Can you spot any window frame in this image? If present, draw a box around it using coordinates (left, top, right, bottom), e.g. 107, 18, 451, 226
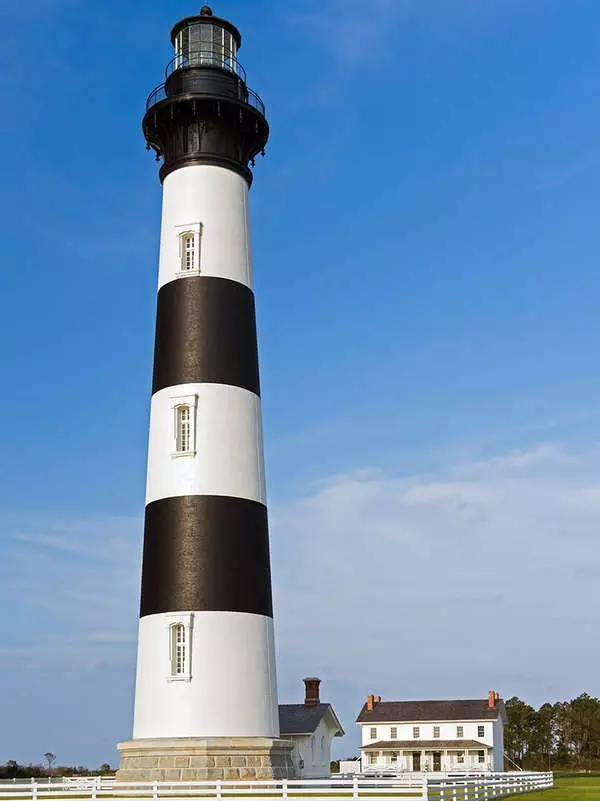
413, 726, 420, 739
171, 394, 199, 458
176, 223, 203, 276
478, 725, 485, 739
166, 613, 194, 682
433, 726, 440, 739
390, 726, 398, 740
457, 725, 464, 739
370, 727, 377, 740
368, 753, 377, 766
478, 750, 485, 764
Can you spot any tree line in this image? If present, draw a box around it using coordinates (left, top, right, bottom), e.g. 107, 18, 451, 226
505, 694, 600, 771
0, 761, 114, 779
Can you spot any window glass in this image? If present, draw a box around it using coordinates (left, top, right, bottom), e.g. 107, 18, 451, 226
390, 727, 397, 739
177, 406, 192, 453
370, 727, 377, 739
457, 726, 464, 738
171, 624, 186, 676
413, 727, 420, 739
478, 725, 485, 738
478, 751, 485, 764
433, 726, 440, 738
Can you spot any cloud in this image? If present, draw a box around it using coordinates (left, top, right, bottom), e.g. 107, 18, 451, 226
270, 443, 600, 753
286, 0, 412, 64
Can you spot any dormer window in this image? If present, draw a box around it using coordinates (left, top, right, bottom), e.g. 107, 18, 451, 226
171, 394, 198, 457
176, 223, 202, 275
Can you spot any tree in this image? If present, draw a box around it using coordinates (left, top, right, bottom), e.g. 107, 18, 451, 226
505, 697, 536, 766
43, 753, 56, 773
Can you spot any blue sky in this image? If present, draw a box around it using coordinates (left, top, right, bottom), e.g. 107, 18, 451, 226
1, 0, 600, 769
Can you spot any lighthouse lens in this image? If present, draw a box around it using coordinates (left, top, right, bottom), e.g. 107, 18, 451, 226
175, 22, 238, 72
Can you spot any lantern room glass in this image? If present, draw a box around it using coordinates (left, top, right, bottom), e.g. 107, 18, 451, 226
174, 23, 237, 72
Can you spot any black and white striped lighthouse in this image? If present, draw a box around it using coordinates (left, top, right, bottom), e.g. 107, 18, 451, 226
118, 6, 294, 782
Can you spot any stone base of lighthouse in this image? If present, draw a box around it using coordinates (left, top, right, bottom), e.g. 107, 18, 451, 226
116, 737, 296, 782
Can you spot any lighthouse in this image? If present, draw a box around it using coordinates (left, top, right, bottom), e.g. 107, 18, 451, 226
117, 6, 293, 782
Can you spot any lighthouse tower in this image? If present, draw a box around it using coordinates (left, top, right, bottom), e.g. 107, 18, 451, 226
117, 6, 293, 782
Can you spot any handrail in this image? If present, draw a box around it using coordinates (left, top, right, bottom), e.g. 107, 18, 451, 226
145, 81, 266, 116
167, 49, 247, 82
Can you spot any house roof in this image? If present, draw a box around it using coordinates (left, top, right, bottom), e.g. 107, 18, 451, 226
357, 699, 508, 725
362, 740, 490, 751
279, 703, 345, 737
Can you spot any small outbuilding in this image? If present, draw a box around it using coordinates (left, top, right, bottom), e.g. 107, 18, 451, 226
279, 678, 345, 778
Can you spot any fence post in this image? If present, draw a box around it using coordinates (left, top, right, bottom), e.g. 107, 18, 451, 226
216, 780, 223, 801
32, 781, 37, 801
153, 780, 159, 800
353, 776, 359, 800
422, 776, 428, 801
282, 779, 288, 800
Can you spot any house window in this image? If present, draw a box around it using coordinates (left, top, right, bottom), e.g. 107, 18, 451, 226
457, 752, 464, 764
391, 752, 398, 763
176, 223, 203, 275
478, 725, 485, 738
171, 395, 198, 457
390, 727, 398, 739
370, 727, 377, 740
413, 727, 420, 739
433, 726, 440, 739
457, 726, 464, 738
478, 751, 485, 764
369, 753, 377, 765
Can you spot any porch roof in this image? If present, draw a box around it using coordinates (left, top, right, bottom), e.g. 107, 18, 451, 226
362, 740, 490, 751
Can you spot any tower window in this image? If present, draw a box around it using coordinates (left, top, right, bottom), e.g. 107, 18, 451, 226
176, 405, 192, 453
171, 395, 198, 457
176, 224, 202, 275
167, 614, 193, 681
171, 624, 186, 676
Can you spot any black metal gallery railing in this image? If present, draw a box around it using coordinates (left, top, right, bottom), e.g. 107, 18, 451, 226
145, 81, 266, 116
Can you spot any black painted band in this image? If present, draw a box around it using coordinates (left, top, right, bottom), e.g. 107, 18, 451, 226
152, 276, 260, 396
140, 495, 274, 618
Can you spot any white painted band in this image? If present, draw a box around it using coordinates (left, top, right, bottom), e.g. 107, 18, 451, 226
145, 383, 266, 506
158, 165, 253, 291
132, 611, 279, 740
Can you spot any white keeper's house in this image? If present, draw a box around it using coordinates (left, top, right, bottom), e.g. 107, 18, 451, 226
357, 691, 507, 773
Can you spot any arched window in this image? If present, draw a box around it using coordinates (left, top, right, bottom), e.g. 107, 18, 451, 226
171, 394, 198, 458
176, 223, 202, 276
171, 623, 186, 676
180, 232, 196, 272
176, 405, 192, 453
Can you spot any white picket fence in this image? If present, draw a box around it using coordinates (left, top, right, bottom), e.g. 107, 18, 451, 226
0, 772, 554, 801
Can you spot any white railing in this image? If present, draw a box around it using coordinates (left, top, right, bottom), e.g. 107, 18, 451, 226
0, 773, 553, 801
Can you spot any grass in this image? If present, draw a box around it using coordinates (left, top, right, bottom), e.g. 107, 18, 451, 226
528, 776, 600, 801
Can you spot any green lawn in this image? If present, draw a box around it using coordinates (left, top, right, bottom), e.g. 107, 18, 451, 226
529, 776, 600, 801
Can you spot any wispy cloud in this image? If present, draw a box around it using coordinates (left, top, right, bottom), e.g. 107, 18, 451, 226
271, 442, 600, 754
286, 0, 413, 64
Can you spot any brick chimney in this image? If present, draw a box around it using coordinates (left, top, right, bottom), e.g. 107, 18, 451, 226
367, 694, 375, 711
488, 690, 499, 709
304, 677, 321, 707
